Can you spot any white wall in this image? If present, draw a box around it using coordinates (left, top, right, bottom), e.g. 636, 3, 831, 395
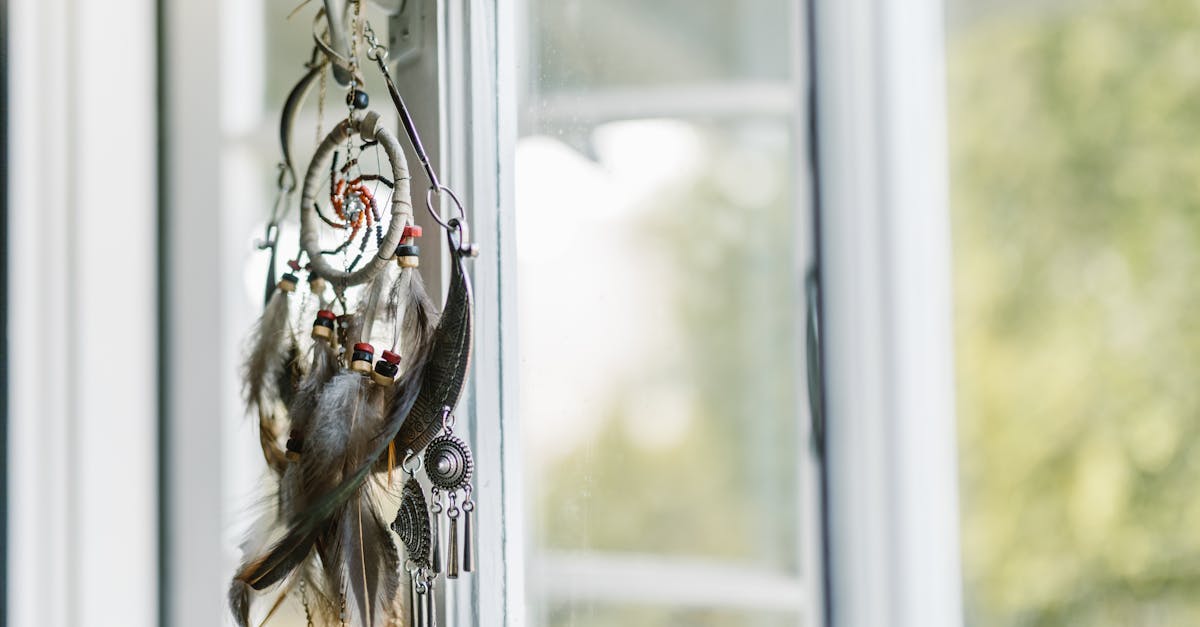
8, 0, 159, 625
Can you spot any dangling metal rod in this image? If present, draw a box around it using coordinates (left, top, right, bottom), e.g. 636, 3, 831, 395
365, 28, 439, 190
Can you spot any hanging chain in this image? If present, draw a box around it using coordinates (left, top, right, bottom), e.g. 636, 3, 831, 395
299, 578, 316, 627
346, 0, 364, 120
316, 61, 327, 146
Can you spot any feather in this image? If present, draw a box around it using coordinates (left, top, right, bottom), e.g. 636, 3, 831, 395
393, 267, 439, 367
279, 338, 338, 517
229, 578, 253, 627
301, 366, 404, 626
276, 340, 306, 411
339, 310, 364, 359
230, 334, 339, 624
338, 494, 401, 626
236, 357, 424, 596
235, 248, 472, 621
243, 286, 297, 475
359, 263, 396, 345
229, 497, 287, 627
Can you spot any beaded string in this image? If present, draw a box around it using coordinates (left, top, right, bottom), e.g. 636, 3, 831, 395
299, 578, 315, 627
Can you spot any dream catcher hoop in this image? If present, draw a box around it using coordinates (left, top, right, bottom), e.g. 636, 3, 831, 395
300, 111, 413, 288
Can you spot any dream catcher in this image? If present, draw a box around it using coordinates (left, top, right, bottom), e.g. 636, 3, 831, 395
230, 4, 478, 626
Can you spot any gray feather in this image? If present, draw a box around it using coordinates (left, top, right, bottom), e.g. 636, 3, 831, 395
228, 578, 252, 627
279, 339, 339, 518
389, 267, 438, 364
304, 370, 400, 625
244, 287, 292, 407
359, 264, 396, 345
242, 287, 295, 474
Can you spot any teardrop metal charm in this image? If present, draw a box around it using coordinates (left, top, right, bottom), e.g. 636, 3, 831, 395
430, 509, 442, 574
463, 506, 476, 573
424, 578, 437, 627
447, 515, 460, 579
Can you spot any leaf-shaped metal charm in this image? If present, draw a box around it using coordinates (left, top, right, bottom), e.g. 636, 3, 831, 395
394, 238, 473, 455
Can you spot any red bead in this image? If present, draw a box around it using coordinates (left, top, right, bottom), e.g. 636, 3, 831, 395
287, 259, 302, 271
403, 224, 423, 239
381, 350, 402, 364
354, 342, 374, 354
317, 310, 337, 320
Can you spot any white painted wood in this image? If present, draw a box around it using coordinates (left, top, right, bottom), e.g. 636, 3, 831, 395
811, 0, 963, 625
8, 0, 158, 625
436, 2, 527, 625
161, 0, 234, 624
530, 82, 798, 124
531, 553, 807, 612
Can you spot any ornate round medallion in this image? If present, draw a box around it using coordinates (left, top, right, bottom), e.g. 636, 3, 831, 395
424, 434, 473, 491
391, 478, 431, 564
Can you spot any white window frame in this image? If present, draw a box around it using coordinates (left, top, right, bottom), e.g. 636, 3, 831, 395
4, 0, 966, 624
810, 0, 964, 625
8, 0, 159, 626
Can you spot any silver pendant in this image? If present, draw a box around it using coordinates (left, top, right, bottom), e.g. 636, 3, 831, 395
391, 477, 432, 566
424, 434, 473, 491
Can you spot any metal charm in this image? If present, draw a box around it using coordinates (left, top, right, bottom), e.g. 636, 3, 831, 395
422, 408, 477, 582
424, 434, 473, 491
391, 477, 431, 565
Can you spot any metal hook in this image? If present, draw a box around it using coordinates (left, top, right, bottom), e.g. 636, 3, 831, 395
401, 449, 422, 476
321, 0, 353, 85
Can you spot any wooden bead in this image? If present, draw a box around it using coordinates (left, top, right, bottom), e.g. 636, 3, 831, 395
351, 342, 374, 373
373, 354, 399, 386
398, 256, 420, 268
278, 273, 298, 292
312, 311, 336, 340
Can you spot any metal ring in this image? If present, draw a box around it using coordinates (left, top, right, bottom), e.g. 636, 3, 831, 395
424, 184, 466, 230
401, 449, 422, 475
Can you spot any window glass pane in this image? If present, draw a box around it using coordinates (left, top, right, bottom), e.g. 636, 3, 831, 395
530, 1, 793, 89
949, 0, 1200, 623
518, 1, 815, 625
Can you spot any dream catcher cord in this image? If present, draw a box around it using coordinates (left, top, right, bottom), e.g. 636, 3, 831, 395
231, 5, 480, 627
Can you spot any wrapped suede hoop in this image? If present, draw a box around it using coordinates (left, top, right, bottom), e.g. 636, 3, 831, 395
300, 111, 413, 287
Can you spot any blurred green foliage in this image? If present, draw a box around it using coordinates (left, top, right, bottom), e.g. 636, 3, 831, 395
950, 0, 1200, 624
535, 125, 802, 570
527, 125, 806, 627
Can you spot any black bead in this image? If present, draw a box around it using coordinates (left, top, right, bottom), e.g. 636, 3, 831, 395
352, 349, 373, 363
375, 361, 399, 377
313, 317, 335, 330
348, 89, 369, 110
395, 244, 420, 257
280, 272, 299, 284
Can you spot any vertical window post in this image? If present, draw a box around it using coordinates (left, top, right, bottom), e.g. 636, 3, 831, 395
811, 0, 963, 624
